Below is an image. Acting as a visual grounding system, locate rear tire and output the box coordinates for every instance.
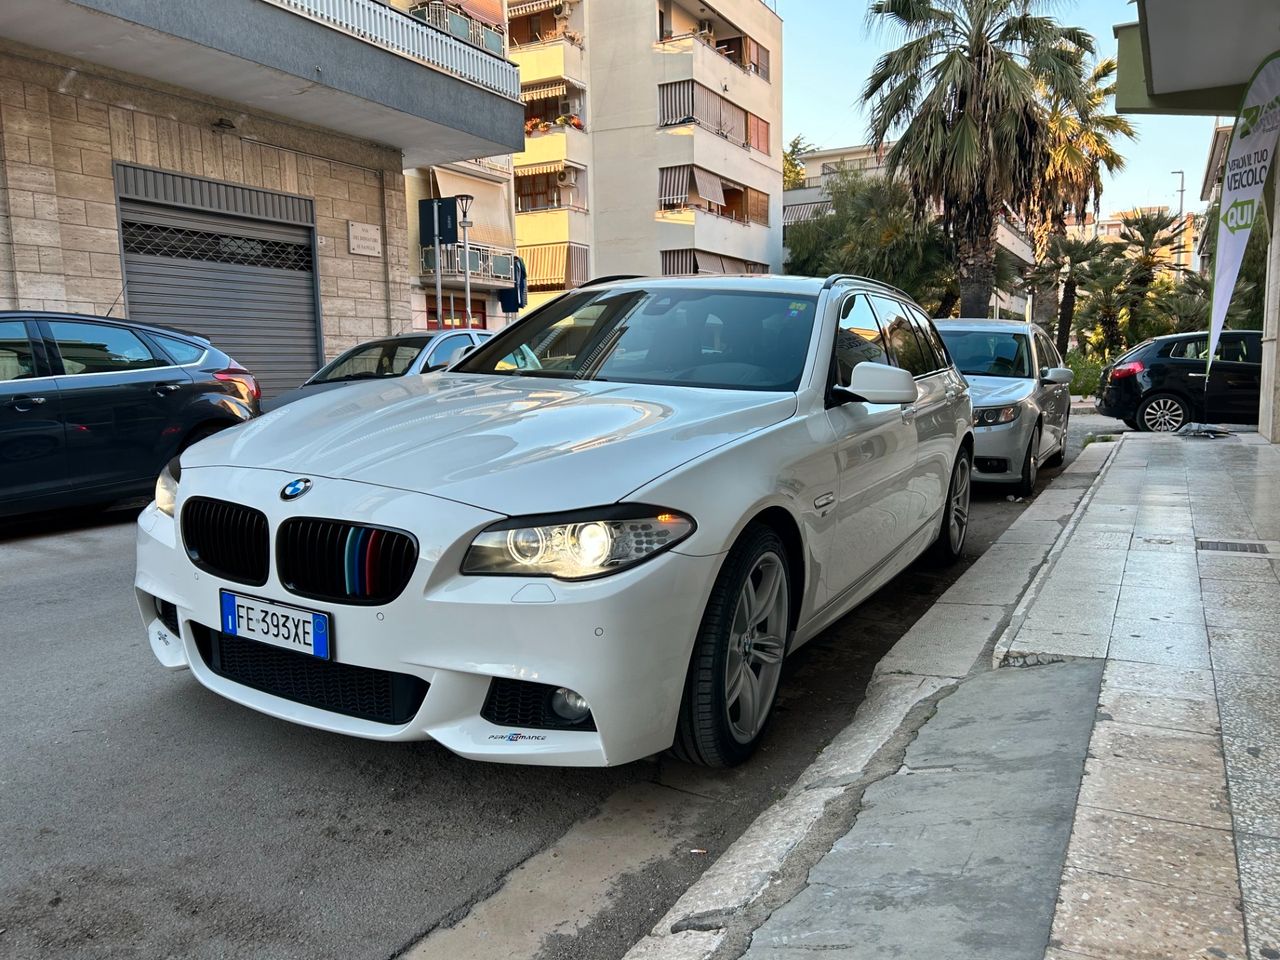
[672,524,791,768]
[928,446,973,565]
[1137,393,1188,432]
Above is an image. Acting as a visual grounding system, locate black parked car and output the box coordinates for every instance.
[0,311,260,517]
[1095,330,1262,432]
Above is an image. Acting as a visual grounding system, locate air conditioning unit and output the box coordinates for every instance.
[557,99,573,116]
[552,2,570,18]
[696,19,714,35]
[557,168,578,186]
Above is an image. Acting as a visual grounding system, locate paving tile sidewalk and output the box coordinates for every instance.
[1001,431,1280,960]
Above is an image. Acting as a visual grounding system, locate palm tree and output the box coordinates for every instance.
[864,0,1092,317]
[1023,234,1111,355]
[1153,271,1256,334]
[1077,258,1129,356]
[1118,208,1186,341]
[1026,57,1135,326]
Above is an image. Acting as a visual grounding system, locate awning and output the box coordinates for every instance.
[696,252,727,274]
[509,0,561,16]
[521,81,567,103]
[783,201,833,226]
[661,249,695,276]
[691,167,725,207]
[520,242,590,288]
[433,167,514,248]
[455,0,505,28]
[516,161,566,177]
[658,165,692,205]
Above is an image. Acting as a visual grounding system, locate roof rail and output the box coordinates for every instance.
[580,274,642,287]
[820,273,912,300]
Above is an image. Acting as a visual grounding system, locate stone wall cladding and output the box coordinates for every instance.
[0,41,412,360]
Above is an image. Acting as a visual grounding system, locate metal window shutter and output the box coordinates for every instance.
[120,200,319,400]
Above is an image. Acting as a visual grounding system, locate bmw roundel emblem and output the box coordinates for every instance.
[281,478,312,501]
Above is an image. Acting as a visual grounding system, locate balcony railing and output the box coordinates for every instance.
[266,0,520,100]
[421,242,516,282]
[657,32,767,80]
[516,199,588,213]
[463,155,514,175]
[411,2,505,56]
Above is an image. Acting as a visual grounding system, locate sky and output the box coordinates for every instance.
[774,0,1221,217]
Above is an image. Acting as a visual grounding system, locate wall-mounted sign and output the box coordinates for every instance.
[348,221,383,257]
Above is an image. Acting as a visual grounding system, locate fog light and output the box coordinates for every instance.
[550,687,590,723]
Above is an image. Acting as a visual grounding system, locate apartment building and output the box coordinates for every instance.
[508,0,784,309]
[0,0,522,395]
[1066,205,1200,273]
[782,143,1034,318]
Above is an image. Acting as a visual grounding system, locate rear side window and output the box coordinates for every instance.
[1217,337,1253,364]
[870,295,934,377]
[833,295,889,386]
[1034,329,1061,370]
[1167,338,1208,360]
[908,305,950,369]
[49,321,161,375]
[0,320,37,382]
[154,334,207,365]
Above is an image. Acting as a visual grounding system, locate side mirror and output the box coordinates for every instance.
[833,362,919,405]
[1043,366,1074,385]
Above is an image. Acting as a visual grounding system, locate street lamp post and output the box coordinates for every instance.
[1171,170,1187,268]
[457,193,474,326]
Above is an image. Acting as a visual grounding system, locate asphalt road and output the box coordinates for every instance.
[0,413,1122,960]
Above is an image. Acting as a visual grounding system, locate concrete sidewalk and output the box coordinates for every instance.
[627,431,1280,960]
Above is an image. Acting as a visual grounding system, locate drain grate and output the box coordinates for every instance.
[1196,539,1270,555]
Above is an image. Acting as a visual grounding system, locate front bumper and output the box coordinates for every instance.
[135,466,723,767]
[971,416,1035,483]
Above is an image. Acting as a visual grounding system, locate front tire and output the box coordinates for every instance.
[928,446,973,565]
[672,525,790,768]
[1016,427,1040,496]
[1137,393,1188,432]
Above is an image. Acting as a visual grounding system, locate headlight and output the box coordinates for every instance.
[974,405,1021,426]
[155,456,181,517]
[462,506,695,580]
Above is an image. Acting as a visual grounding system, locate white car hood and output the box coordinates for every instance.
[965,375,1035,408]
[187,373,797,515]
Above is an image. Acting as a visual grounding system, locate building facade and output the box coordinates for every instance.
[0,0,522,395]
[1065,206,1200,273]
[508,0,784,310]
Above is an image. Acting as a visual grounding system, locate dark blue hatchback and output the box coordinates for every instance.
[0,311,260,517]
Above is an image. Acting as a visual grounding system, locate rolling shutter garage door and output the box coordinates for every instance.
[120,201,319,399]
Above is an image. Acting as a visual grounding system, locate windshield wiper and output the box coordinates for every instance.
[316,371,386,384]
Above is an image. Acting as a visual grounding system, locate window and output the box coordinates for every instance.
[516,173,561,212]
[747,188,769,226]
[1033,329,1061,371]
[458,287,818,392]
[908,306,950,369]
[870,297,933,377]
[427,334,472,367]
[0,320,37,382]
[1167,338,1208,360]
[658,81,751,148]
[833,296,889,386]
[154,334,207,365]
[1217,336,1255,364]
[311,339,430,383]
[936,329,1033,379]
[49,321,160,375]
[746,38,770,81]
[721,183,747,221]
[748,113,770,154]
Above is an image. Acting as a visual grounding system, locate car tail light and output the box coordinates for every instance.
[1109,361,1144,380]
[214,367,261,401]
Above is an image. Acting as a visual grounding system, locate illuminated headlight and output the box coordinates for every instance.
[155,456,181,517]
[974,405,1021,426]
[462,506,695,580]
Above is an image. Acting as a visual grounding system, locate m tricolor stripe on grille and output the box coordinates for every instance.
[277,518,418,605]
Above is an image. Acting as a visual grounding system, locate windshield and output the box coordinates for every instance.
[455,287,817,392]
[937,330,1032,379]
[310,338,430,384]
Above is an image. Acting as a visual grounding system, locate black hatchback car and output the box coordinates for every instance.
[1095,330,1263,432]
[0,311,260,518]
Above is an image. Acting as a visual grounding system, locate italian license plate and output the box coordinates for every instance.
[219,590,331,660]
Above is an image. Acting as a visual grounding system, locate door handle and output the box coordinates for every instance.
[151,383,181,395]
[6,395,47,412]
[1188,373,1207,379]
[901,405,917,423]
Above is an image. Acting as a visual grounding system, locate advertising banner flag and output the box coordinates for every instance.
[1210,51,1280,367]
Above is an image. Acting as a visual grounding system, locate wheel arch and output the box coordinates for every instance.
[745,505,805,632]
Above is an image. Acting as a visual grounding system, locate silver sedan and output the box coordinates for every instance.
[935,319,1073,494]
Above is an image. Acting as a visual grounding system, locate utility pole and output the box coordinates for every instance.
[457,193,474,326]
[1172,170,1187,268]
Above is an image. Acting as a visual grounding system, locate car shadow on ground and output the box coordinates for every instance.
[0,498,146,544]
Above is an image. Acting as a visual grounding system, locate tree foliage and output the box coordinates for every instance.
[783,135,816,190]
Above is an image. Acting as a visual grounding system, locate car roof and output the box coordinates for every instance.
[933,318,1035,333]
[1150,329,1256,341]
[0,309,211,343]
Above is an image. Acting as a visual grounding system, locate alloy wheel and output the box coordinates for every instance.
[1142,397,1185,432]
[949,455,972,554]
[724,551,788,745]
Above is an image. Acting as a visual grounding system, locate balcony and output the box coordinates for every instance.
[515,125,591,168]
[421,242,517,286]
[0,0,525,166]
[408,1,506,57]
[511,36,586,86]
[516,204,592,246]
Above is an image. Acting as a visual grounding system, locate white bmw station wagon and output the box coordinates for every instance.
[136,275,972,767]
